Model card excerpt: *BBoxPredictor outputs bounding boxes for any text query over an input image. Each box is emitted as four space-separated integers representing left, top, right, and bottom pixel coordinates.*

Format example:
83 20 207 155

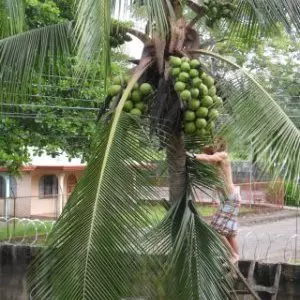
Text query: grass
0 220 54 242
144 203 256 224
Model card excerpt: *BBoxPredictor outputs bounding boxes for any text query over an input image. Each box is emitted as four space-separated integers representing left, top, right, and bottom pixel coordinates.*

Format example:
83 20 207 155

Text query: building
0 152 85 219
0 155 285 219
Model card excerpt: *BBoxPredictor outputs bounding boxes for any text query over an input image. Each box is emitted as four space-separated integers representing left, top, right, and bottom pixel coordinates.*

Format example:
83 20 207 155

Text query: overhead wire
0 103 99 111
1 92 102 103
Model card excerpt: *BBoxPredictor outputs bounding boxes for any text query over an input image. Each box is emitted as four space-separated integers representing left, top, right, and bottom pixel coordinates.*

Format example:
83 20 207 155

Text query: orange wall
0 169 83 218
30 169 83 217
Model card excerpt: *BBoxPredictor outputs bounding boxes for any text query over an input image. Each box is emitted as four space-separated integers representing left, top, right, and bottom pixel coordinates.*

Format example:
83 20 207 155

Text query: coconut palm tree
1 0 300 299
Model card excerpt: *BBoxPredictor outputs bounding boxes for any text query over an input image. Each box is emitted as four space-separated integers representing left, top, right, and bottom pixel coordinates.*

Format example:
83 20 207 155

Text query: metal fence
0 217 55 246
0 194 69 220
0 180 285 220
239 230 300 264
1 216 300 265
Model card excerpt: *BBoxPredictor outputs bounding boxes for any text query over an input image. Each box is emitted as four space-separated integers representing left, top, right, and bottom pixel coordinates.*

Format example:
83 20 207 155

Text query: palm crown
1 0 300 299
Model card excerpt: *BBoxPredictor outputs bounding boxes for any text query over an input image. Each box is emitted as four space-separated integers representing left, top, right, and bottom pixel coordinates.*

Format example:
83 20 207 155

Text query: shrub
284 182 300 206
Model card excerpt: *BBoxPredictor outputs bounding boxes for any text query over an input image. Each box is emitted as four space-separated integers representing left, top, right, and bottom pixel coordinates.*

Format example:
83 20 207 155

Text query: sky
114 0 145 59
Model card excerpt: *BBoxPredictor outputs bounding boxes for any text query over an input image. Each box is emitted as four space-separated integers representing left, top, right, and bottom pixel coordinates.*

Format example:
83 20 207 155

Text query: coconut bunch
204 0 237 27
108 75 154 116
169 56 223 139
110 20 133 48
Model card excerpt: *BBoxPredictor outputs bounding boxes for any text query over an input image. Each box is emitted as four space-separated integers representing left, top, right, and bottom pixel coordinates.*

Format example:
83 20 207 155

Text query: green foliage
0 118 30 173
1 53 128 172
284 182 300 206
30 116 161 299
0 0 131 172
56 0 75 21
25 0 62 29
243 32 300 128
0 0 24 38
2 0 300 298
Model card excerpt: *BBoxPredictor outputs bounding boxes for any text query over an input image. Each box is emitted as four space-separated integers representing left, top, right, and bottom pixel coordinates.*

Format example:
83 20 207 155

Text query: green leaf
0 0 24 37
187 158 223 199
30 62 158 299
189 49 300 196
0 23 72 102
144 199 233 300
74 0 111 88
226 0 300 46
73 0 169 85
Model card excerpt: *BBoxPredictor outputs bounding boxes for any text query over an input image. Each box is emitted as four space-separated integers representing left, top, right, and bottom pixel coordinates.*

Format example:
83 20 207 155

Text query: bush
284 182 300 206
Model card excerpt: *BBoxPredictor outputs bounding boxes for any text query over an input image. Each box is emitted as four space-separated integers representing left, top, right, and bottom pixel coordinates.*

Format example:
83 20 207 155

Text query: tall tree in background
1 0 300 299
0 0 130 172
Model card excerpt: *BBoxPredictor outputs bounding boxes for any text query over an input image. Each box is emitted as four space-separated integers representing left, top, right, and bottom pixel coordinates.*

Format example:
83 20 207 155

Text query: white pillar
58 174 65 215
3 174 10 219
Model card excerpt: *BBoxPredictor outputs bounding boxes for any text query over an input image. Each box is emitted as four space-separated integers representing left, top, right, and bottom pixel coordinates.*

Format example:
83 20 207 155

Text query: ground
238 211 300 263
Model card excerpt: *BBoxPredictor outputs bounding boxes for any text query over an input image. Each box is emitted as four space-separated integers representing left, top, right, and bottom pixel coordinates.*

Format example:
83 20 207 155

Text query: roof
0 151 86 173
28 151 85 167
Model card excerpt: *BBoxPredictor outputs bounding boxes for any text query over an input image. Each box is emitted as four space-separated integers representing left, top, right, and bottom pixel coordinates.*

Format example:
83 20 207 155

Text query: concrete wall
0 173 32 218
0 170 83 219
30 170 82 217
237 260 300 299
15 173 32 218
0 246 300 300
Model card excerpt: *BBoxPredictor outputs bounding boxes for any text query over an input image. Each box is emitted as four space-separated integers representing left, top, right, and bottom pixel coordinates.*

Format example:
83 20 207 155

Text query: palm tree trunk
167 133 187 205
165 1 187 207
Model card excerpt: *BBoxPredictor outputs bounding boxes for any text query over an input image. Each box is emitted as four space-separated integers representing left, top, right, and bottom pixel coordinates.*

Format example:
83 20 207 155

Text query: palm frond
0 23 72 102
30 62 158 299
190 49 300 194
31 116 162 299
187 157 223 200
74 0 111 86
139 144 233 300
73 0 170 82
144 198 233 300
0 0 24 38
142 0 170 35
226 0 300 46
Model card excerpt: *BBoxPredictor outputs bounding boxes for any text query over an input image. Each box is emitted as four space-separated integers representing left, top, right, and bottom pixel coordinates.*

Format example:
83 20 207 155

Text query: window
39 175 58 198
67 174 77 195
9 176 17 197
0 176 17 198
0 176 5 198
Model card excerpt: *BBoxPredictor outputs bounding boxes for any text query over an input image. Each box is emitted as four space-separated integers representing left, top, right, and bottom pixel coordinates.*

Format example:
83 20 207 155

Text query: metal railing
0 217 55 246
239 230 300 264
1 217 299 264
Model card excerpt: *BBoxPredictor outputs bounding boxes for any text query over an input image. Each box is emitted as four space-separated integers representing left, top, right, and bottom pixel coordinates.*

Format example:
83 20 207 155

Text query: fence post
4 174 11 220
58 174 65 217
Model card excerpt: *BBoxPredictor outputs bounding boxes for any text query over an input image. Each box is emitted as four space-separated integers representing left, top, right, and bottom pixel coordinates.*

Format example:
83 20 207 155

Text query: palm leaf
144 195 233 300
0 0 24 37
139 144 233 300
0 23 72 102
73 0 170 82
29 62 159 299
74 0 111 86
227 0 300 45
30 60 235 299
187 157 223 201
190 49 300 195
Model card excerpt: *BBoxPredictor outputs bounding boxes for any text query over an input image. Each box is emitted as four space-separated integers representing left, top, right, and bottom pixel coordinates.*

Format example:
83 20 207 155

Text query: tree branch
189 14 202 27
115 24 151 44
126 27 152 44
201 38 228 49
186 0 206 17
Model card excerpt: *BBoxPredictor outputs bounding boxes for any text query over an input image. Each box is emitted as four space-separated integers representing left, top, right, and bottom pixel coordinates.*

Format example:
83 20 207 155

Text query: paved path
238 213 300 263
